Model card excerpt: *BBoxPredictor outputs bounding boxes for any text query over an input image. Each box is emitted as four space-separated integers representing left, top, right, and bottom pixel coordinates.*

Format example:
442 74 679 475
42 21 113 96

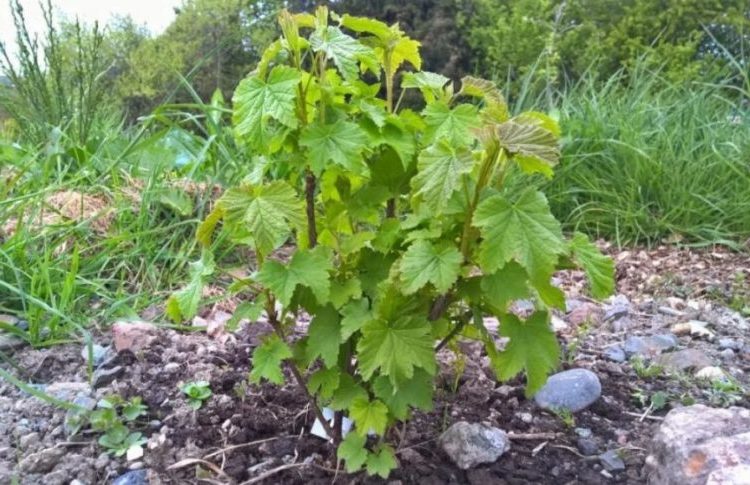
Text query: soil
1 245 749 484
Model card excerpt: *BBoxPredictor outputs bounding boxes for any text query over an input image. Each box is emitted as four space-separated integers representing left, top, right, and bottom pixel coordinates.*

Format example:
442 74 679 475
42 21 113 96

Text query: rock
671 321 714 340
112 321 157 353
0 334 26 351
19 432 40 450
439 421 510 470
575 427 593 438
577 437 599 456
718 338 742 350
45 382 92 401
604 295 630 321
604 345 626 363
647 405 750 485
567 302 602 326
719 349 736 360
112 469 149 485
515 412 533 424
127 445 144 461
659 306 685 317
712 307 749 331
623 334 678 358
654 349 712 373
64 394 97 435
163 362 181 374
707 465 750 484
599 450 626 471
18 447 65 473
92 366 124 388
534 369 601 413
551 315 568 332
695 366 725 380
81 344 110 367
94 452 110 470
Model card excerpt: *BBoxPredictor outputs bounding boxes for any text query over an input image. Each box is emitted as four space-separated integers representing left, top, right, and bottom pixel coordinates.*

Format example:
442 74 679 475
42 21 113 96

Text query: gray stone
604 295 631 321
92 365 124 388
575 427 593 438
604 345 626 362
64 394 97 436
45 382 91 401
0 334 26 351
112 469 149 485
600 450 626 471
439 421 510 469
81 344 110 367
18 447 65 473
718 338 742 350
647 405 750 485
163 362 181 374
19 432 40 450
577 437 599 456
623 335 677 358
534 368 601 413
719 349 736 360
654 349 712 373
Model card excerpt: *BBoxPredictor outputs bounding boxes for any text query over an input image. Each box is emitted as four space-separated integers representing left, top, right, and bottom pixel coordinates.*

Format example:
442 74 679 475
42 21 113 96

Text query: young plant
177 7 614 477
181 381 212 409
89 395 149 457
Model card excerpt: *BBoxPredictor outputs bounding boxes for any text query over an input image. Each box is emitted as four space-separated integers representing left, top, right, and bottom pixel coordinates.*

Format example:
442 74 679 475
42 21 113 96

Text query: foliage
181 380 213 409
186 8 614 477
71 395 150 457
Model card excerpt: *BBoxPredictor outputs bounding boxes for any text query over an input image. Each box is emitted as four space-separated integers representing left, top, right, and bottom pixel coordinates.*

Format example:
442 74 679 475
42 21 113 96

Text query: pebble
534 369 601 413
439 421 510 470
604 295 631 321
603 345 626 362
719 349 736 360
623 334 678 357
695 366 725 380
64 394 97 435
718 338 742 350
112 469 149 485
19 432 40 450
599 450 626 471
163 362 181 373
18 447 65 473
575 427 593 438
81 344 111 367
45 382 92 401
655 349 713 373
0 334 26 351
92 365 124 388
577 437 599 456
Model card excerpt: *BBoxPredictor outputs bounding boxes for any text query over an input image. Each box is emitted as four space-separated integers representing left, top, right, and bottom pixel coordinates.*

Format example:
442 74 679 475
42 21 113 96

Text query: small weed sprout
181 381 212 409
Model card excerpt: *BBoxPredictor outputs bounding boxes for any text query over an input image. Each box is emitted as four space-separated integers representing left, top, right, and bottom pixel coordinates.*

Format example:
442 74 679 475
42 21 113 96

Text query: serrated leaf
310 26 377 80
366 445 397 479
166 251 215 323
337 432 367 472
340 298 373 341
158 189 193 216
329 278 362 309
459 76 509 122
423 102 480 146
256 247 333 307
197 204 224 247
402 71 450 103
357 317 436 387
300 119 369 175
330 373 368 410
349 396 389 436
481 262 531 313
388 37 421 73
568 232 614 299
373 368 433 420
399 240 462 294
412 140 474 214
497 118 560 178
249 334 292 385
227 297 266 331
490 312 560 397
473 190 565 283
306 305 341 367
340 14 392 39
307 367 340 400
233 66 300 149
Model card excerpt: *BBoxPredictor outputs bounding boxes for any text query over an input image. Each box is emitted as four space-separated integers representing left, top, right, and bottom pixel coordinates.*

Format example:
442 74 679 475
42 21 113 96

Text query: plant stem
305 170 318 247
435 320 466 352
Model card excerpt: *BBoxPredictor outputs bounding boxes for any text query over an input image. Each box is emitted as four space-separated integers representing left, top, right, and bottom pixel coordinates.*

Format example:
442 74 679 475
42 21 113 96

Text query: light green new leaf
459 76 509 122
423 102 480 146
256 247 333 306
481 261 531 313
497 118 560 178
349 396 389 436
412 140 474 214
249 334 292 385
357 317 436 387
489 312 560 397
310 26 378 80
388 37 421 73
307 305 341 367
473 190 565 283
337 432 367 473
166 251 215 323
300 119 369 175
233 65 300 148
402 71 450 103
339 14 392 39
399 240 462 294
372 368 433 420
568 232 615 299
366 445 398 478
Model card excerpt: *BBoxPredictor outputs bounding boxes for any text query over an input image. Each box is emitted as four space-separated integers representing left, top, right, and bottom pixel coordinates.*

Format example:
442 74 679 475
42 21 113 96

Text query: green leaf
256 247 333 307
158 189 193 216
340 14 392 40
249 334 292 385
306 305 341 367
412 140 474 214
357 317 436 387
388 37 421 73
329 278 362 309
307 367 341 400
366 445 398 479
473 190 565 283
423 102 480 146
227 297 266 331
497 118 560 178
166 251 215 323
481 262 531 313
399 240 462 294
459 75 509 122
300 119 369 175
402 71 450 103
310 26 378 80
197 204 224 247
349 396 389 436
373 368 433 420
219 182 304 256
329 373 368 410
490 312 560 397
340 298 373 341
568 232 615 299
337 432 367 473
233 65 300 148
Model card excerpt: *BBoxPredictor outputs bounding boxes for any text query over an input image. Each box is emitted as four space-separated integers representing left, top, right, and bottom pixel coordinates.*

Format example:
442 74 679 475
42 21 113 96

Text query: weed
630 356 663 379
551 407 576 428
181 381 212 409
